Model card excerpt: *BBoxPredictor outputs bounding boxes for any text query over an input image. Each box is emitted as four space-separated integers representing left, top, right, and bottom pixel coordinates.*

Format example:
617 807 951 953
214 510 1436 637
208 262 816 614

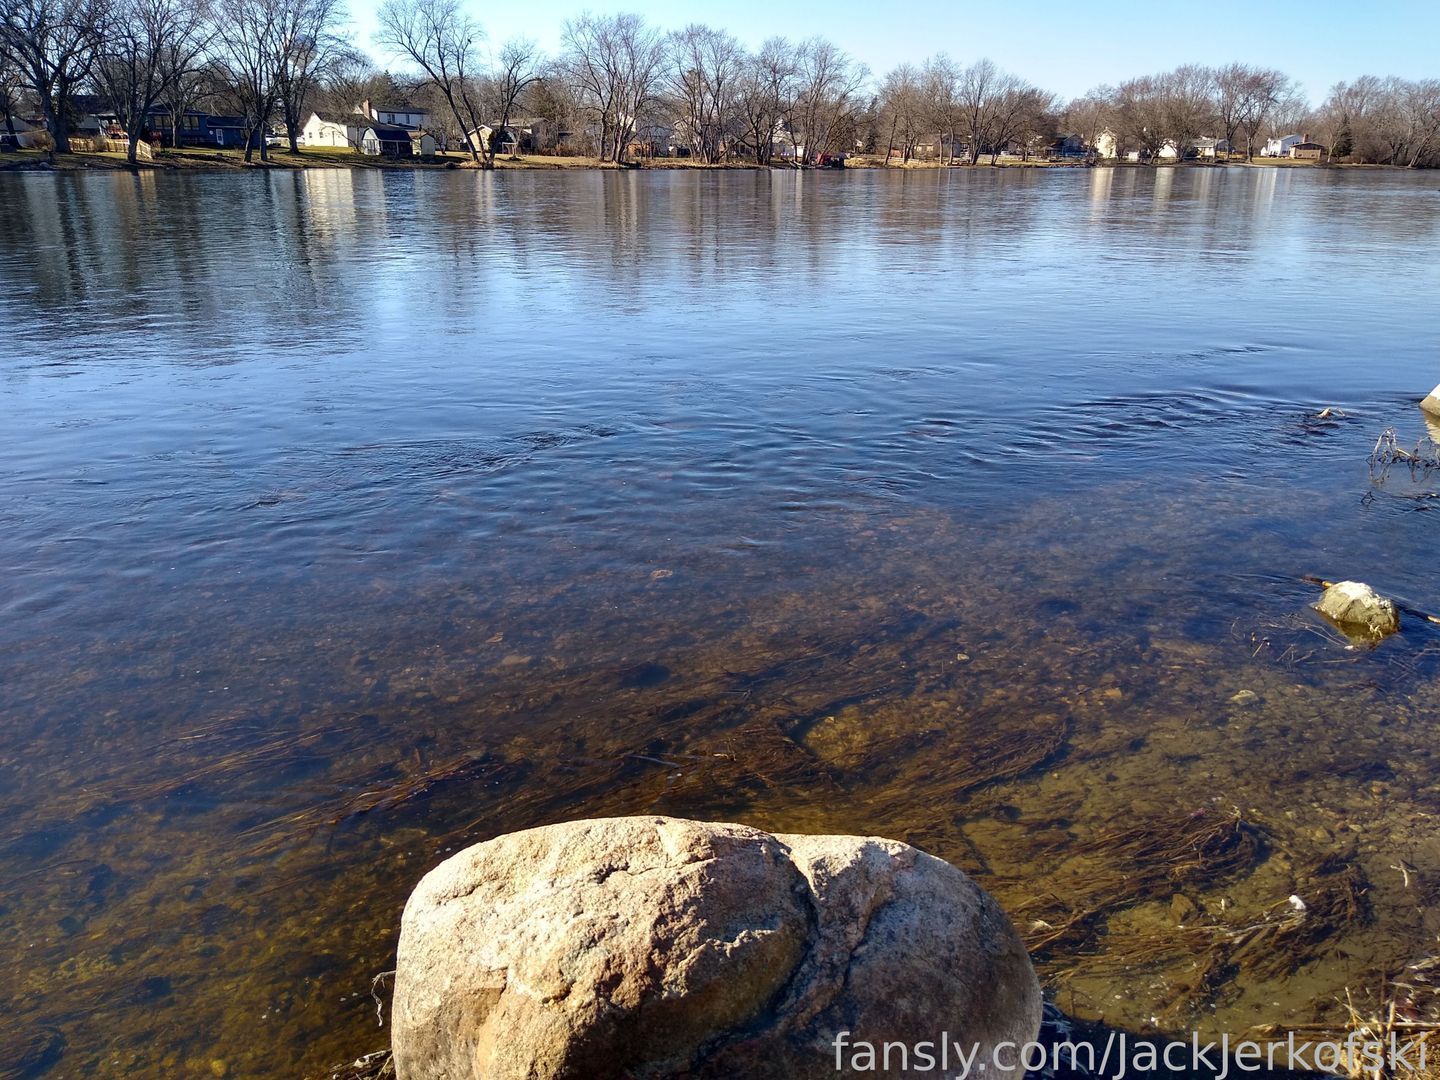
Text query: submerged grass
6 488 1440 1075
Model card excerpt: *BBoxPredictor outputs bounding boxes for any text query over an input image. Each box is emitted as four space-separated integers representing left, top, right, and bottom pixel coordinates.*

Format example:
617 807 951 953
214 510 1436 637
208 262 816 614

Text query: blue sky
351 0 1439 105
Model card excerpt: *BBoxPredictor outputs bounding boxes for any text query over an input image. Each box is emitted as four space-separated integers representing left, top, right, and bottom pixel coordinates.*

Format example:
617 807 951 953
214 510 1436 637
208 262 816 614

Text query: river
2 166 1439 1076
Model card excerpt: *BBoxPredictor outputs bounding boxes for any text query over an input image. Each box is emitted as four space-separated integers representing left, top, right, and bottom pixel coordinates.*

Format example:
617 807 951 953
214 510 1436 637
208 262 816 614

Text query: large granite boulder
1421 383 1440 417
1314 580 1400 640
391 816 1041 1079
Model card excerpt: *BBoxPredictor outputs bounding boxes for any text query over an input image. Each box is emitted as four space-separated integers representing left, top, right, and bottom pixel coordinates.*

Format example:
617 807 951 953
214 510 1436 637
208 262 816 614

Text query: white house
357 102 430 129
299 112 351 148
1191 137 1231 159
1096 128 1119 160
1262 133 1304 157
0 117 47 149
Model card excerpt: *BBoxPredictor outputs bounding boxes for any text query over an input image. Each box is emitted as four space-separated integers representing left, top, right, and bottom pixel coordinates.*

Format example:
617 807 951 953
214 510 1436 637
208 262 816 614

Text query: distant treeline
2 0 1438 167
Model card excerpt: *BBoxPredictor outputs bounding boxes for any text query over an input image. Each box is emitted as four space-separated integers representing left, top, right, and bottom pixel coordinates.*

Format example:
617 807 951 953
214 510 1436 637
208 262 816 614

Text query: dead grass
1250 955 1440 1079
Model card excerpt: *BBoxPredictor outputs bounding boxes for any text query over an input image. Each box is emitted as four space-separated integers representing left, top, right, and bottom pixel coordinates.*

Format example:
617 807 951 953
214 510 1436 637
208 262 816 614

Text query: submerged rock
1314 580 1400 640
391 816 1040 1079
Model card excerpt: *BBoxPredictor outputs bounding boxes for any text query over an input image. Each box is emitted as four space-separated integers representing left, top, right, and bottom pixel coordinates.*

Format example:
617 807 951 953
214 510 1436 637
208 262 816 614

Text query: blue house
144 107 267 149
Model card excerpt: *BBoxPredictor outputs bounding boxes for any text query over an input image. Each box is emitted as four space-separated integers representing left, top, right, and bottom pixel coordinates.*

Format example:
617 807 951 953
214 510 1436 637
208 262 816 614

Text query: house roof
67 93 111 113
351 121 414 139
1293 142 1325 149
308 111 351 125
374 104 429 114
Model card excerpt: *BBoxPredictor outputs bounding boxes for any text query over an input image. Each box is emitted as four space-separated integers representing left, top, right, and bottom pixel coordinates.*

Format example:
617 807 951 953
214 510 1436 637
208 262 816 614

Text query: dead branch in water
1368 428 1440 501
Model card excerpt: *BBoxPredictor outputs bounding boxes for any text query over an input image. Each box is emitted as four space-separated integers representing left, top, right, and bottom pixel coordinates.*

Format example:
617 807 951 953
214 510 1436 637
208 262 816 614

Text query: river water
2 166 1439 1077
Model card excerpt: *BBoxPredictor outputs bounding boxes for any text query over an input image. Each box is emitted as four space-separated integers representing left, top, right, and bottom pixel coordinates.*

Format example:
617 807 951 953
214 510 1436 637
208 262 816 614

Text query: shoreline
0 147 1399 174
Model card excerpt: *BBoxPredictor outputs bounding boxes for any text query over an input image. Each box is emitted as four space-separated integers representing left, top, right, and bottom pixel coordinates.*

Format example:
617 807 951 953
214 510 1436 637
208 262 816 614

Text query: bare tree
788 36 865 165
956 57 1001 164
562 11 664 164
734 36 796 165
666 23 741 163
272 0 348 153
1012 85 1059 160
1160 64 1216 161
1113 74 1168 162
0 0 107 153
922 53 961 163
318 49 390 116
877 62 924 163
156 52 214 147
376 0 485 162
1113 67 1218 164
211 0 282 161
985 76 1050 162
1264 90 1310 144
93 0 212 162
1318 76 1381 161
1063 86 1114 152
1211 63 1249 155
1395 78 1440 168
1215 63 1294 159
479 36 539 164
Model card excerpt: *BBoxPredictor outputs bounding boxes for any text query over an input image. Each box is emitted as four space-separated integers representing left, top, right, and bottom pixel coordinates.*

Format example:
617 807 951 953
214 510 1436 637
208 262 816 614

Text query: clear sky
350 0 1439 105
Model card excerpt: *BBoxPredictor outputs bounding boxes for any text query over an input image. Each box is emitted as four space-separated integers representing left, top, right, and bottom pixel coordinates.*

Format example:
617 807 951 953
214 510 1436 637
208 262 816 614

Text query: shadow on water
1 167 1439 1076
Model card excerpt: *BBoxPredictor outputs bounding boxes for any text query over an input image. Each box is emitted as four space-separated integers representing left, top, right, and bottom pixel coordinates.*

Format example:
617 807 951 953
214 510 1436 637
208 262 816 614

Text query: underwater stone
1169 894 1199 924
1314 581 1400 639
391 816 1040 1079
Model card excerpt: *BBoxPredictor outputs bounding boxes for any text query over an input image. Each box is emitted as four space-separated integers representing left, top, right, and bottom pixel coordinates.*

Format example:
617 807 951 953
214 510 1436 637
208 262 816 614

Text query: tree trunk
43 96 69 154
441 91 478 163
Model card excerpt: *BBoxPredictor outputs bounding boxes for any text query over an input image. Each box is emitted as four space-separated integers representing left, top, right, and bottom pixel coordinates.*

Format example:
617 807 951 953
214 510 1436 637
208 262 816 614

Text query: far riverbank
0 146 1374 174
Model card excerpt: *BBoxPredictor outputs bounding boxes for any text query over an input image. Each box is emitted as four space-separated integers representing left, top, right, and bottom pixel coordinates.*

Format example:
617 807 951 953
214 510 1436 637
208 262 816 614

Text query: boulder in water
391 816 1041 1079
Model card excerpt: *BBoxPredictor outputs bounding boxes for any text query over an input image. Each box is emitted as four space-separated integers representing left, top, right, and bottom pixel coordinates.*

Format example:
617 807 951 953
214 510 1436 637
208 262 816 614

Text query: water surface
2 166 1440 1077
